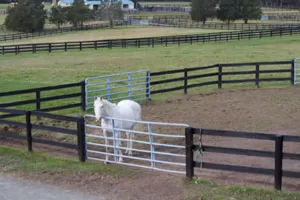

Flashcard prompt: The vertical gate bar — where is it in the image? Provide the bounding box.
[107,77,111,101]
[293,59,296,85]
[148,123,155,169]
[85,79,89,111]
[112,119,117,162]
[128,73,132,100]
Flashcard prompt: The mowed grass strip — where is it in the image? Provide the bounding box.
[184,179,300,200]
[0,35,299,114]
[1,26,231,45]
[0,145,132,177]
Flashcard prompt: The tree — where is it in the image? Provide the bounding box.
[95,0,124,28]
[239,0,262,24]
[49,5,67,28]
[65,1,93,27]
[190,0,216,25]
[217,0,239,24]
[4,0,47,32]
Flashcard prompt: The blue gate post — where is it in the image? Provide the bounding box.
[146,71,151,100]
[106,77,111,101]
[128,72,132,100]
[148,123,155,169]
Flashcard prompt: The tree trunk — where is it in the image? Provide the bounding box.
[244,19,248,24]
[202,17,206,25]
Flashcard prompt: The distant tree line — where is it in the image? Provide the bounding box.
[3,0,124,33]
[191,0,262,25]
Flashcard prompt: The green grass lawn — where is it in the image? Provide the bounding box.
[0,145,131,177]
[0,35,299,115]
[184,179,300,200]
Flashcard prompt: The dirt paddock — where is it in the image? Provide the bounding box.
[141,86,300,192]
[2,86,300,196]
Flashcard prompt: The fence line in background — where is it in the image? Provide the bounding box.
[1,27,300,55]
[0,21,129,42]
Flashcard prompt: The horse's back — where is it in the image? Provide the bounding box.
[117,100,141,121]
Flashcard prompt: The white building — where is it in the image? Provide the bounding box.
[57,0,135,10]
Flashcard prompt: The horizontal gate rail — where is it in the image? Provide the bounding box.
[85,70,150,111]
[84,114,188,174]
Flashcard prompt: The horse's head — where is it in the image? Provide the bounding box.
[94,96,105,122]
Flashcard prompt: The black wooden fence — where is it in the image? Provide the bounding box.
[150,61,294,95]
[0,81,85,119]
[1,27,300,55]
[151,21,300,30]
[185,127,300,190]
[0,21,129,42]
[0,107,86,162]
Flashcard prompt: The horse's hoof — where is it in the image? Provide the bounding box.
[104,160,109,165]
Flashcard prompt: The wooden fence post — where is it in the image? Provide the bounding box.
[36,90,41,120]
[185,127,194,179]
[26,111,32,151]
[77,117,86,162]
[291,60,295,85]
[255,64,260,88]
[274,135,283,190]
[218,64,222,89]
[81,80,86,111]
[184,68,188,94]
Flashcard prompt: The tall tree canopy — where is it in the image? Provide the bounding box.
[190,0,217,24]
[4,0,47,32]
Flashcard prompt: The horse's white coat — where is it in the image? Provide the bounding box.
[94,97,142,163]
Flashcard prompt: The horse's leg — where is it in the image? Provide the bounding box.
[128,132,134,156]
[125,132,130,154]
[116,131,123,162]
[103,129,109,164]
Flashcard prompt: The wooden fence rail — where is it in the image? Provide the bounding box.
[0,107,86,161]
[0,81,85,119]
[150,61,294,95]
[185,127,300,190]
[151,21,300,30]
[1,27,300,55]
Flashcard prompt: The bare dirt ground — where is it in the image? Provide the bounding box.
[2,86,300,198]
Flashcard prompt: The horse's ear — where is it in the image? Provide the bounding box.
[94,96,98,101]
[100,96,103,101]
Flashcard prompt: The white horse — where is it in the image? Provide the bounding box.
[94,96,142,164]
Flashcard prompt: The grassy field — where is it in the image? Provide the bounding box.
[1,145,300,200]
[0,35,299,115]
[0,146,131,176]
[1,26,233,45]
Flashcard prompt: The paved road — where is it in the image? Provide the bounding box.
[0,176,105,200]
